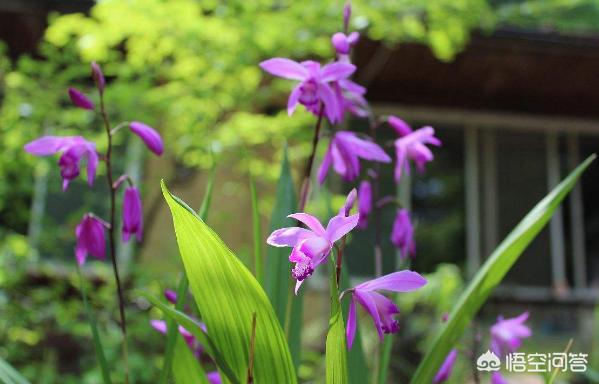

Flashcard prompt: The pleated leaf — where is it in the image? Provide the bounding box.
[326,261,348,384]
[162,181,296,384]
[411,154,595,383]
[264,146,303,370]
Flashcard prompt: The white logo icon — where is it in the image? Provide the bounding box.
[477,350,501,372]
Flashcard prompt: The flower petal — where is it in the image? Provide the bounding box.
[317,142,334,184]
[337,131,391,163]
[325,213,359,243]
[24,136,76,156]
[388,116,412,136]
[129,121,164,155]
[150,319,168,334]
[355,270,427,292]
[288,213,326,236]
[287,83,302,115]
[346,298,357,349]
[68,87,95,110]
[86,144,99,186]
[354,290,383,341]
[318,82,340,123]
[259,58,308,81]
[320,62,356,82]
[433,349,458,384]
[266,227,314,247]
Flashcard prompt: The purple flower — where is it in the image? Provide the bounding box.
[344,270,427,349]
[68,87,94,110]
[393,126,441,182]
[75,214,106,266]
[24,135,99,191]
[91,62,105,93]
[332,32,360,56]
[357,180,371,229]
[343,2,351,32]
[340,188,357,216]
[267,210,359,293]
[318,131,391,184]
[122,186,143,242]
[490,312,531,357]
[259,58,356,123]
[150,319,205,359]
[164,289,178,304]
[129,122,164,155]
[390,209,415,258]
[491,372,508,384]
[207,371,221,384]
[387,116,412,137]
[334,78,369,118]
[433,349,458,383]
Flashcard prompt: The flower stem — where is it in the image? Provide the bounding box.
[368,114,384,277]
[100,93,130,384]
[298,104,325,211]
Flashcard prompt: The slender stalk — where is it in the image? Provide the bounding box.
[298,104,325,211]
[336,237,346,285]
[368,116,384,277]
[99,93,130,384]
[471,322,481,384]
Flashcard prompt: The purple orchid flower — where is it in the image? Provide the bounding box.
[332,32,360,57]
[491,372,508,384]
[68,87,94,110]
[24,135,99,191]
[490,312,531,357]
[391,209,415,258]
[91,62,105,94]
[387,116,412,137]
[129,122,164,156]
[357,180,372,229]
[334,78,369,118]
[393,125,441,183]
[259,58,356,123]
[122,186,143,242]
[344,270,426,349]
[206,371,221,384]
[267,211,359,293]
[150,319,206,359]
[75,214,106,266]
[433,349,458,383]
[318,131,391,184]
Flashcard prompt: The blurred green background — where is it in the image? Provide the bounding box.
[2,0,599,383]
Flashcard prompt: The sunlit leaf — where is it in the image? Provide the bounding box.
[173,335,209,384]
[0,356,30,384]
[162,181,296,383]
[326,260,348,384]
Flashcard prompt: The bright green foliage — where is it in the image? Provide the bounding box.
[161,181,296,383]
[411,155,595,383]
[172,336,209,384]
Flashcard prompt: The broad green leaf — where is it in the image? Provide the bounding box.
[141,292,239,383]
[160,163,216,384]
[162,181,297,384]
[76,265,112,384]
[411,154,595,383]
[249,173,263,282]
[264,146,303,370]
[326,260,348,384]
[173,335,209,384]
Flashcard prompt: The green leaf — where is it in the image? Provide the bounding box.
[326,259,348,384]
[411,154,595,383]
[76,265,112,384]
[141,292,239,384]
[0,356,30,384]
[173,335,209,384]
[249,173,263,283]
[162,181,297,384]
[264,146,303,370]
[160,163,216,384]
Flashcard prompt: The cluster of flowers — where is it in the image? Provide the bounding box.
[24,63,164,264]
[261,3,440,349]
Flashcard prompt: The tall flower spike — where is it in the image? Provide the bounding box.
[344,270,427,349]
[433,349,458,383]
[393,125,441,183]
[490,312,531,357]
[318,131,391,184]
[24,135,99,191]
[129,122,164,155]
[391,209,416,258]
[259,58,356,123]
[267,205,359,293]
[68,87,94,110]
[122,186,143,242]
[75,214,106,265]
[357,180,372,229]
